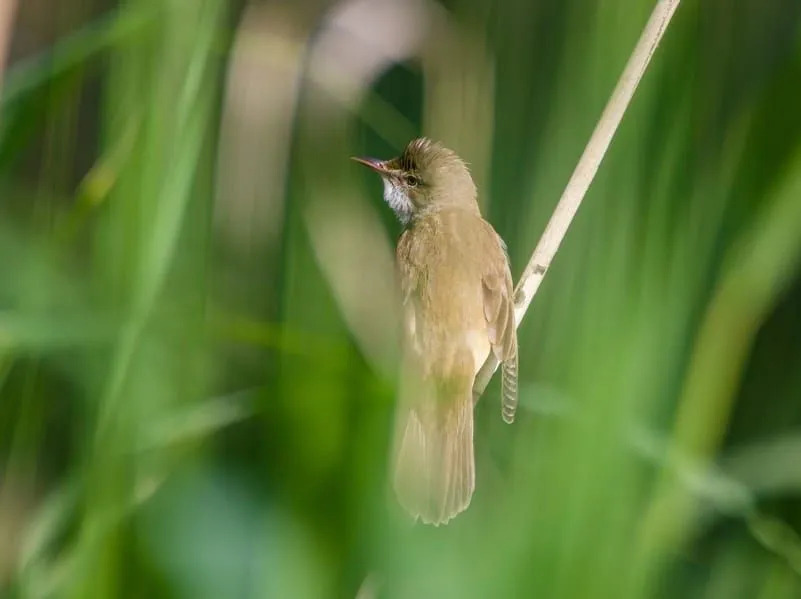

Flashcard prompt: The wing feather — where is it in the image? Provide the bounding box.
[481,235,518,422]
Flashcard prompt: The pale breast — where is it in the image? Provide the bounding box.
[463,329,492,378]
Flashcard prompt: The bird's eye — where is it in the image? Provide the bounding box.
[404,174,419,187]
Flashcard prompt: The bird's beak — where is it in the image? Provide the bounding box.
[351,156,389,174]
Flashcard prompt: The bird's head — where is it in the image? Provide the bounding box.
[352,138,477,225]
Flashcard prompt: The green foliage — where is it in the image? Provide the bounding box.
[1,0,801,597]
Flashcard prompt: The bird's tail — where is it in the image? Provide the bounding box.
[392,389,475,526]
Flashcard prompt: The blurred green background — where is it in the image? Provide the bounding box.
[1,0,801,597]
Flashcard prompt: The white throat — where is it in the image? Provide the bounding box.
[382,178,414,225]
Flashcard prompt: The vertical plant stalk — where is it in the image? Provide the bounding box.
[631,146,801,594]
[473,0,681,400]
[0,0,17,95]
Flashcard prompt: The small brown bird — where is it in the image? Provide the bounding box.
[353,138,518,525]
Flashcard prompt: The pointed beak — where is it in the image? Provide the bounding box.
[350,156,389,174]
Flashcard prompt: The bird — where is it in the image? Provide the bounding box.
[352,138,518,525]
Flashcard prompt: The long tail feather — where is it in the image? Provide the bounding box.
[501,353,518,424]
[392,394,475,525]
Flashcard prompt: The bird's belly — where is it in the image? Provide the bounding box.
[408,318,491,384]
[409,279,491,382]
[464,330,491,378]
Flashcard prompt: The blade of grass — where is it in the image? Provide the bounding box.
[94,0,225,438]
[635,144,801,594]
[1,5,153,107]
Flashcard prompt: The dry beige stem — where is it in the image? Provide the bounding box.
[0,0,17,94]
[474,0,682,401]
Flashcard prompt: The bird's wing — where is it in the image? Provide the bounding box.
[481,237,518,423]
